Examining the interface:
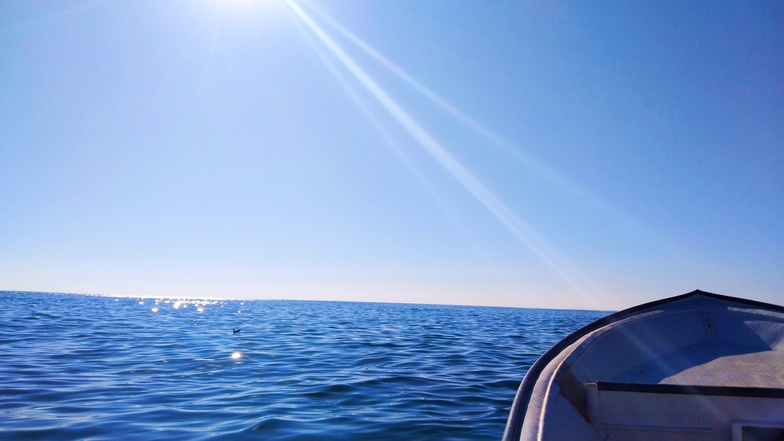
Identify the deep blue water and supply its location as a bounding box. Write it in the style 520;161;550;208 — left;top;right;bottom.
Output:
0;292;607;440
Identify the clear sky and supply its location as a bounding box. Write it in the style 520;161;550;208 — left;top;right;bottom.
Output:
1;0;782;310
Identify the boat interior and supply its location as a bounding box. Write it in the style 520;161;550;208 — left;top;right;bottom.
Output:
524;293;784;441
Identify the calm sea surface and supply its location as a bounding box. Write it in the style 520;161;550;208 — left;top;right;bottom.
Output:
0;292;607;440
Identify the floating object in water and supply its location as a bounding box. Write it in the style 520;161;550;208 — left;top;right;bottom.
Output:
233;329;241;334
502;290;784;441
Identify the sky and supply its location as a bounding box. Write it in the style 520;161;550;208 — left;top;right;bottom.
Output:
1;0;782;310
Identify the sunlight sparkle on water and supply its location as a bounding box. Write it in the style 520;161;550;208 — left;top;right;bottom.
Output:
231;351;242;359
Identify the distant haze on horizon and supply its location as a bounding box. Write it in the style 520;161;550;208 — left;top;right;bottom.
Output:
1;0;782;311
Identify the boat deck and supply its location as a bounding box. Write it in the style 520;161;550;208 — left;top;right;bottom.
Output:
612;340;784;389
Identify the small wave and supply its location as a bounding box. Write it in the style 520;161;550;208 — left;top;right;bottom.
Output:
0;292;607;440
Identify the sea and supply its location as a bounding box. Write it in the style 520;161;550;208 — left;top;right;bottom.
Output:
0;291;608;440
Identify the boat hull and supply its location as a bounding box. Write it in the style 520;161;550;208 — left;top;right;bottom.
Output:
502;290;784;441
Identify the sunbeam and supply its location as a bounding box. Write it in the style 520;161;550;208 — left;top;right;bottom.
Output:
284;0;596;301
295;0;660;245
287;13;486;261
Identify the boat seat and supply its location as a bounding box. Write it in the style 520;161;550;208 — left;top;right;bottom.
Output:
595;381;784;399
585;382;784;441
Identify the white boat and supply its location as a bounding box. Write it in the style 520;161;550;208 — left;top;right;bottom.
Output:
502;290;784;441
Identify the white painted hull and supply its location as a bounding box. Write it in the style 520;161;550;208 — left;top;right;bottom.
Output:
502;290;784;441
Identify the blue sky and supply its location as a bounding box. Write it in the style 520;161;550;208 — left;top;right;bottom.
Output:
1;0;782;310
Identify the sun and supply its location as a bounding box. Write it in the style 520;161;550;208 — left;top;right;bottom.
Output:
206;0;272;12
203;0;284;26
221;0;261;7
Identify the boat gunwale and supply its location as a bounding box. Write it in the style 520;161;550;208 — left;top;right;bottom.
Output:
501;289;784;441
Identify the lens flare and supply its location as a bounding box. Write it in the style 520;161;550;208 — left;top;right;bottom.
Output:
285;0;593;300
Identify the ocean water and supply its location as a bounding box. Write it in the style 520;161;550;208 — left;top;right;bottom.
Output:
0;292;607;440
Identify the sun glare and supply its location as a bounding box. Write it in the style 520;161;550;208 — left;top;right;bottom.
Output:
224;0;261;7
206;0;272;15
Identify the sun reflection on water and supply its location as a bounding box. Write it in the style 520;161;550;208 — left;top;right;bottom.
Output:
142;298;232;314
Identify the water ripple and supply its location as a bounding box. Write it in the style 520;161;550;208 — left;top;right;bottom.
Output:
0;292;606;440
